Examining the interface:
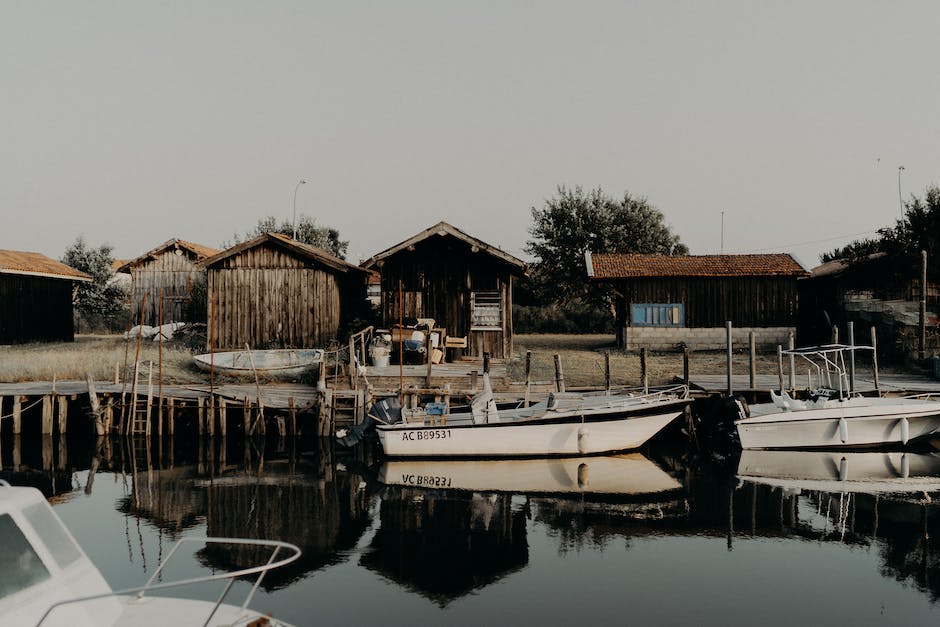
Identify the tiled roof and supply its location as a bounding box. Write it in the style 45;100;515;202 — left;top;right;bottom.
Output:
588;253;808;278
0;250;92;281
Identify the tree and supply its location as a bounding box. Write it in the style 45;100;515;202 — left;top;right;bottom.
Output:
229;215;349;259
61;237;128;332
821;185;940;281
526;186;687;301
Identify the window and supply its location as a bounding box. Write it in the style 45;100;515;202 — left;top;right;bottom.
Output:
23;502;81;568
0;513;51;599
471;291;502;330
631;303;684;327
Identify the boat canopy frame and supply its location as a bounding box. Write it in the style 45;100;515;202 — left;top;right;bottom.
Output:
782;344;875;400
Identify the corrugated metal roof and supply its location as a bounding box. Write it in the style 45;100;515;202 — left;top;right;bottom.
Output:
0;250;92;281
589;252;808;278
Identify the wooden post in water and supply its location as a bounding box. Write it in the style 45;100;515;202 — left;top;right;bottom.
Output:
86;373;104;436
683;348;690;387
920;250;928;360
788;331;796;392
56;396;68;435
777;345;785;393
725;321;733;396
871;326;881;395
13;396;22;434
640;348;648;394
748;332;756;390
832;325;839;344
219;398;227;437
604;351;611;393
553;354;565;392
524;351;531;408
145;361;154;436
847;321;856;394
167;398;175;436
42;395;53;435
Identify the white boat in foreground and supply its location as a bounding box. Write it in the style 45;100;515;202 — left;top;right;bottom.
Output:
0;480;300;627
378;454;682;496
193;348;324;378
735;344;940;449
374;375;688;457
737;449;940;494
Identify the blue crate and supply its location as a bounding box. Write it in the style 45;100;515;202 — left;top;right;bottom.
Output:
425;402;447;416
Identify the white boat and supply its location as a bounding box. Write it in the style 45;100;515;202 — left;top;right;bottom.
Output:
735;344;940;449
374;375;688;457
378;453;683;496
737;449;940;494
193;348;324;378
0;480;300;627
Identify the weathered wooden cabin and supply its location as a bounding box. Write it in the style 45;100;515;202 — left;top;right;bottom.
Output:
362;222;527;359
0;250;91;343
116;238;220;325
586;252;808;350
203;233;368;350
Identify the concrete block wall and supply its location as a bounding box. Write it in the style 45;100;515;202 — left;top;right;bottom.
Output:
623;326;794;351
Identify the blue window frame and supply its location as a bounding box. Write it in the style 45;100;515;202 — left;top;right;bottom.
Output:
631;303;684;327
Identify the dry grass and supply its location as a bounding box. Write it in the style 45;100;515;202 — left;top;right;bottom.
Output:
510;333;781;388
0;335;205;384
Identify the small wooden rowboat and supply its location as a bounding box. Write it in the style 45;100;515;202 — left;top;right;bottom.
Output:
193;348;324;378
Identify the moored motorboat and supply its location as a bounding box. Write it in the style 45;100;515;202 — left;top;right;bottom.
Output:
0;480;300;626
193;348;324;378
735;344;940;449
371;375;688;457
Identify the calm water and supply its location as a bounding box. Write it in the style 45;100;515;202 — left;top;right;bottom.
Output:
3;432;940;626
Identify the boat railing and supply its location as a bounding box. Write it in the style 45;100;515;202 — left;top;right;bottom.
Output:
36;536;301;627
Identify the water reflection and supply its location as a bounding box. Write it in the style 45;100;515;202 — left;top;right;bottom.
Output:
3;433;940;619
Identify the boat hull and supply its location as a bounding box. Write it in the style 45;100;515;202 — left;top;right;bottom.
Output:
736;400;940;449
377;406;684;457
193;349;323;378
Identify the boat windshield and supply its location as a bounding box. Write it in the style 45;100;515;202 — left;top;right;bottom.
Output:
23;502;82;568
0;513;51;599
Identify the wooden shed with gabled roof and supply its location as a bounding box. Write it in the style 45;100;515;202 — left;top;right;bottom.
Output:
0;250;92;343
362;221;527;359
586;252;808;350
202;232;368;351
117;238;220;326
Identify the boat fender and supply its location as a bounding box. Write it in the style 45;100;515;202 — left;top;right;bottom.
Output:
838;457;847;482
577;463;589;489
838;417;848;444
900;417;910;445
901;453;910;479
577;427;589;454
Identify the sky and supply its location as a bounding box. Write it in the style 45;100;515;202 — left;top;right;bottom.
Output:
3;1;940;271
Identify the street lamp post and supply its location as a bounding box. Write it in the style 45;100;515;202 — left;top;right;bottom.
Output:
292;179;307;240
898;166;905;222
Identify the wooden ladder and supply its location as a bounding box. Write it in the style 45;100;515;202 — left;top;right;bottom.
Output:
330;389;364;431
127;361;153;436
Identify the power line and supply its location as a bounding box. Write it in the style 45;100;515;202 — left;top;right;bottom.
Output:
726;229;880;254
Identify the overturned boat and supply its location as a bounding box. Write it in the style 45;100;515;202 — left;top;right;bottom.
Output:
193;348;324;378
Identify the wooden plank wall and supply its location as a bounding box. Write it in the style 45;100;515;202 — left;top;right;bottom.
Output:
0;275;75;343
378;237;515;358
129;251;205;325
618;276;800;328
207;245;343;350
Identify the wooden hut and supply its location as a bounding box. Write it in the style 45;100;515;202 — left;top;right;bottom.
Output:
586;252;808;350
361;222;527;359
0;250;91;343
116;238;220;326
203;232;367;350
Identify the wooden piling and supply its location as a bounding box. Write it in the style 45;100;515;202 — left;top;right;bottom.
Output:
832;325;839;344
920;250;928;360
198;396;205;436
847;320;857;393
56;396;68;435
42;395;53;435
145;361;153;437
524;351;531;408
725;321;733;396
604;351;611;393
777;345;785;392
288;397;296;437
788;331;796;392
167;398;175;436
683;348;690;386
748;332;756;390
640;348;648;394
12;397;22;434
553;354;566;393
871;326;881;395
86;373;104;436
219;398;227;437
